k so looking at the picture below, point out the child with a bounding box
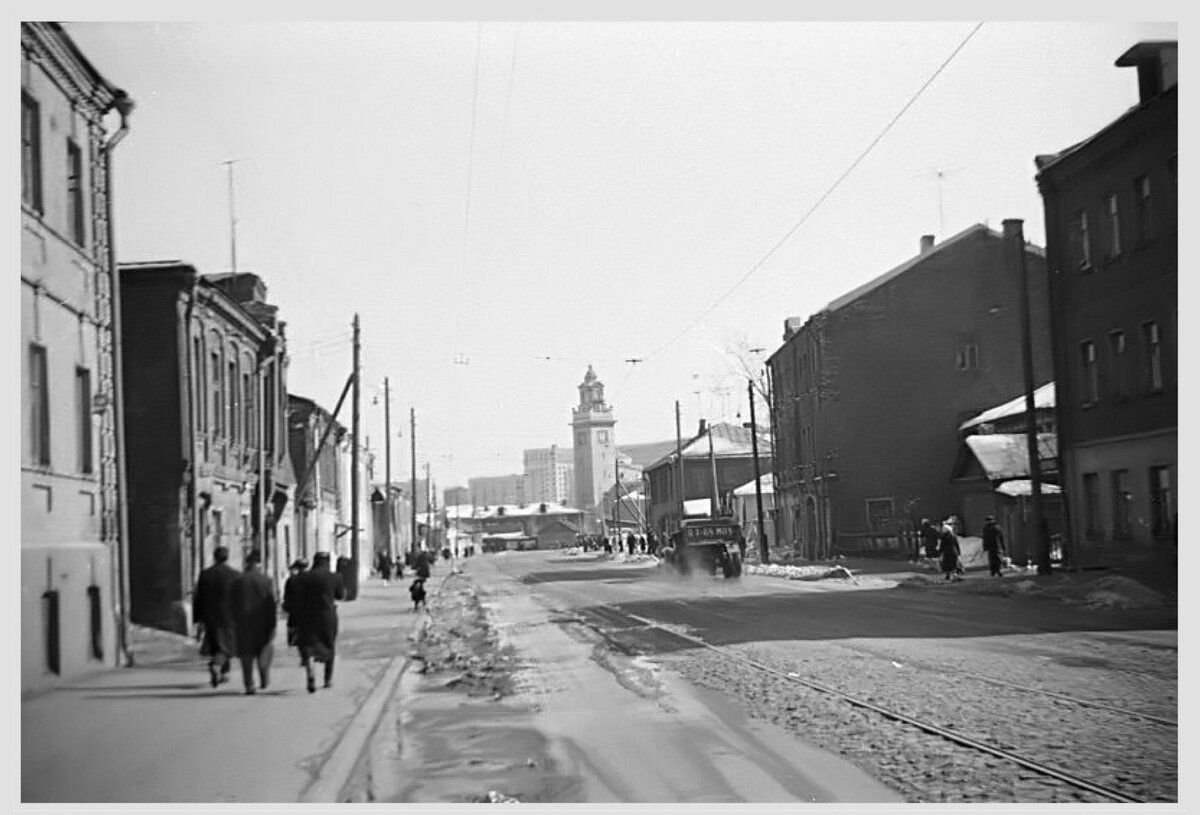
[409,577,427,611]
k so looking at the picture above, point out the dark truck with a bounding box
[664,517,745,578]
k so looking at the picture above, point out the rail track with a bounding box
[576,606,1148,804]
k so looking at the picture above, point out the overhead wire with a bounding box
[642,22,986,362]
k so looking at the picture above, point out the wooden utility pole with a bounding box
[748,378,769,564]
[1006,218,1052,575]
[410,407,417,555]
[707,424,719,517]
[425,462,432,550]
[675,401,685,531]
[348,314,360,600]
[384,377,393,563]
[614,459,620,541]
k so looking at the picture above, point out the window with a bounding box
[29,344,50,466]
[1080,340,1098,405]
[865,498,895,533]
[1071,209,1093,270]
[243,369,253,451]
[76,367,93,474]
[66,139,85,245]
[1149,466,1173,539]
[1082,472,1101,537]
[1104,192,1121,258]
[1111,470,1130,538]
[193,336,206,437]
[211,350,222,437]
[956,341,979,371]
[1133,175,1152,245]
[1108,331,1127,397]
[1143,321,1163,392]
[228,358,238,445]
[21,92,43,213]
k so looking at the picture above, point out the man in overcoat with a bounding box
[981,516,1007,577]
[193,546,240,687]
[284,551,346,693]
[231,550,277,695]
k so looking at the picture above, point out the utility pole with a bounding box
[1006,218,1051,575]
[384,377,393,564]
[348,314,361,600]
[410,408,417,556]
[707,424,720,517]
[614,459,620,541]
[675,400,685,531]
[425,462,432,550]
[220,159,241,275]
[748,378,769,564]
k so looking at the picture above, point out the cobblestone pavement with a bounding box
[664,630,1176,804]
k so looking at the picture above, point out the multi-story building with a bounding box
[468,473,529,508]
[523,444,573,505]
[21,22,133,690]
[767,225,1052,560]
[1035,41,1177,568]
[119,264,291,634]
[288,395,345,560]
[571,366,617,523]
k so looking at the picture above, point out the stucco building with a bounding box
[21,22,133,691]
[1035,41,1177,568]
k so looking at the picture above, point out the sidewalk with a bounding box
[21,577,426,804]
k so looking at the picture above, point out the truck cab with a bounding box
[665,517,745,578]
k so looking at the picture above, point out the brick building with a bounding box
[767,226,1052,559]
[21,22,133,690]
[119,263,291,634]
[1035,41,1177,568]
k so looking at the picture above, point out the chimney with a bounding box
[697,418,707,437]
[920,235,936,255]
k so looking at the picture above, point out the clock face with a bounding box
[576,432,587,446]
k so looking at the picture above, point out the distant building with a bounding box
[21,22,133,691]
[443,485,470,508]
[288,395,345,559]
[767,226,1052,559]
[458,502,585,550]
[469,473,529,508]
[1035,41,1177,568]
[119,264,292,635]
[571,366,618,523]
[523,445,573,505]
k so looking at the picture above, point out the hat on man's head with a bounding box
[984,515,995,522]
[290,558,309,570]
[245,550,262,565]
[313,551,331,564]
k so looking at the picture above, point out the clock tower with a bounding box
[571,365,617,518]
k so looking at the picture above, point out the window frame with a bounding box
[1149,465,1173,539]
[1133,175,1152,246]
[29,343,50,466]
[1107,330,1127,398]
[1082,472,1101,538]
[1080,339,1099,406]
[1142,321,1163,393]
[66,138,86,246]
[1072,208,1093,271]
[22,91,43,214]
[1104,192,1122,259]
[76,366,93,474]
[1110,469,1131,539]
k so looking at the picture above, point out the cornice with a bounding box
[21,22,119,122]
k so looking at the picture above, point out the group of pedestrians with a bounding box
[575,531,660,557]
[915,516,1007,580]
[193,547,346,696]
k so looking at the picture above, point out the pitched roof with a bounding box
[733,473,775,496]
[646,422,772,470]
[959,382,1056,431]
[995,480,1062,497]
[964,434,1057,481]
[617,439,678,468]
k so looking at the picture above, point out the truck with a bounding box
[664,517,745,578]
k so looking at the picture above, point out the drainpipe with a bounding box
[104,89,134,666]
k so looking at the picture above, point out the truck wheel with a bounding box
[731,555,743,577]
[721,556,734,578]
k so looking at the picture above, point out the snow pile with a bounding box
[745,563,862,581]
[1083,576,1168,610]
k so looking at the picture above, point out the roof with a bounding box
[959,383,1056,431]
[964,434,1057,481]
[646,422,772,471]
[996,480,1062,497]
[733,473,775,497]
[617,439,679,468]
[474,502,581,519]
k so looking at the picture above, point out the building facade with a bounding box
[21,22,133,691]
[523,444,574,505]
[288,395,345,561]
[767,226,1052,559]
[571,366,617,521]
[468,474,529,508]
[1035,41,1177,568]
[119,263,290,634]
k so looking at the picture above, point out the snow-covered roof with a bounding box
[960,383,1056,431]
[733,473,775,496]
[964,434,1057,481]
[482,531,534,540]
[473,502,581,519]
[646,422,772,470]
[995,480,1062,497]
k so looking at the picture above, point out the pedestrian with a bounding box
[409,576,427,611]
[230,550,276,695]
[626,532,637,556]
[919,519,939,561]
[284,551,346,693]
[193,546,240,688]
[414,548,431,580]
[284,558,308,650]
[379,553,393,586]
[938,520,962,581]
[981,515,1006,577]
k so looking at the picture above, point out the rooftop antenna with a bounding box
[913,165,963,236]
[220,158,244,274]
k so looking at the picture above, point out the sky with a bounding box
[56,13,1179,490]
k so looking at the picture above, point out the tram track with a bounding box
[570,605,1148,804]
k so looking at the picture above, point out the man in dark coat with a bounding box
[981,516,1007,577]
[193,546,240,688]
[413,548,431,580]
[919,519,940,560]
[284,551,346,693]
[283,558,308,649]
[231,550,276,695]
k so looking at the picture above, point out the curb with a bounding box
[298,572,449,803]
